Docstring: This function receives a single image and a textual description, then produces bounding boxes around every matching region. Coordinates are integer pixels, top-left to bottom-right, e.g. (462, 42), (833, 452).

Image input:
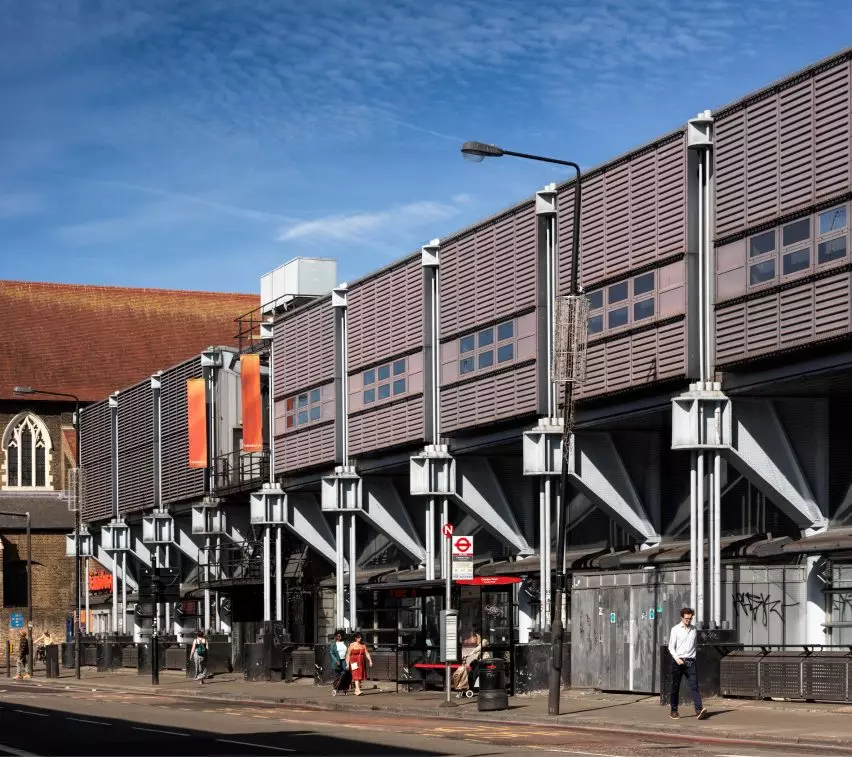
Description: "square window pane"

(393, 378), (406, 395)
(460, 335), (475, 354)
(749, 258), (776, 285)
(286, 415), (294, 428)
(588, 314), (604, 335)
(608, 281), (628, 304)
(309, 406), (321, 421)
(310, 388), (321, 403)
(363, 369), (375, 385)
(478, 328), (494, 347)
(298, 410), (308, 424)
(633, 272), (654, 296)
(633, 298), (654, 321)
(750, 230), (775, 257)
(818, 236), (847, 264)
(497, 344), (514, 363)
(587, 290), (603, 311)
(378, 364), (391, 381)
(459, 357), (475, 375)
(608, 306), (629, 329)
(782, 248), (810, 275)
(393, 359), (406, 376)
(783, 218), (810, 247)
(298, 394), (308, 408)
(820, 207), (847, 235)
(497, 321), (514, 341)
(286, 397), (295, 411)
(478, 350), (494, 369)
(378, 383), (391, 399)
(363, 388), (375, 404)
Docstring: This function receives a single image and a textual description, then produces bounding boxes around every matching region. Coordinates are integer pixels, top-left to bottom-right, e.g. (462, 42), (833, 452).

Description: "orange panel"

(241, 354), (263, 453)
(187, 378), (208, 468)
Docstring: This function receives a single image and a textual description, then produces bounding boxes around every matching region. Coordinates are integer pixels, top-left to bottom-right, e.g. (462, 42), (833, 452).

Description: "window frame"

(816, 205), (849, 271)
(456, 319), (516, 378)
(586, 269), (657, 338)
(285, 388), (324, 430)
(362, 357), (409, 406)
(2, 412), (53, 490)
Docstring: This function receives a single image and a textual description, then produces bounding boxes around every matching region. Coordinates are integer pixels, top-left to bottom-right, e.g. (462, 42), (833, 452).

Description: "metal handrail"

(212, 448), (269, 495)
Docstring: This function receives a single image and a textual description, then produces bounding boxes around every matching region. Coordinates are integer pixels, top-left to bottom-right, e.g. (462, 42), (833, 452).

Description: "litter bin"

(477, 658), (508, 712)
(44, 646), (60, 678)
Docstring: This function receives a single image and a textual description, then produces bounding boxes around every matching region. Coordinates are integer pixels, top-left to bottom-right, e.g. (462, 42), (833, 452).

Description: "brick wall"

(0, 532), (73, 653)
(0, 401), (74, 491)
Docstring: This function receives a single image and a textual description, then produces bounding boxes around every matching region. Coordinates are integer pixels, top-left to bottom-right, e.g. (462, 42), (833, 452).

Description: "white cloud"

(277, 199), (462, 243)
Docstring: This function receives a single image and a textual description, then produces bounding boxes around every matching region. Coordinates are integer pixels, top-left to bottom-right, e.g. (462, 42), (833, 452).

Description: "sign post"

(443, 524), (453, 704)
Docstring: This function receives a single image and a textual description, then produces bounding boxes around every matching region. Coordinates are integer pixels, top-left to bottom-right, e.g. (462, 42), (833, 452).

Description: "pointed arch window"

(2, 413), (52, 489)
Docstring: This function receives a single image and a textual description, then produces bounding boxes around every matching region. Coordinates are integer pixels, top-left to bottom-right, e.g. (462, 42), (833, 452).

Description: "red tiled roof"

(0, 280), (258, 402)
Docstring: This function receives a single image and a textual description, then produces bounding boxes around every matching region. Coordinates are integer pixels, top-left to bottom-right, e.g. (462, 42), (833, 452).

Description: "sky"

(1, 0), (850, 295)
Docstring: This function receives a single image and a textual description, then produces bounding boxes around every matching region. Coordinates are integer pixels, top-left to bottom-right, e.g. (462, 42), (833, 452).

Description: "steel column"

(349, 514), (357, 631)
(275, 526), (283, 623)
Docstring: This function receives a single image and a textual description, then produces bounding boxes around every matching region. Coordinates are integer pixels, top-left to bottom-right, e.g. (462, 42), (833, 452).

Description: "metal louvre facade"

(161, 356), (205, 505)
(117, 378), (154, 515)
(348, 395), (425, 457)
(272, 298), (337, 475)
(79, 399), (112, 522)
(714, 53), (852, 367)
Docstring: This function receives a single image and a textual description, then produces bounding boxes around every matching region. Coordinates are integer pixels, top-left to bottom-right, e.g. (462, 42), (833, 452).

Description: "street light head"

(13, 386), (35, 395)
(461, 141), (504, 162)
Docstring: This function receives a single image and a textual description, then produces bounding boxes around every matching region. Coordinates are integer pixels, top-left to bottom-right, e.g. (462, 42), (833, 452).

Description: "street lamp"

(0, 511), (32, 676)
(461, 142), (581, 716)
(14, 386), (82, 680)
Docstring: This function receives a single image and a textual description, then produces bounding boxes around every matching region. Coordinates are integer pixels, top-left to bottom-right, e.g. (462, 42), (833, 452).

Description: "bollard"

(151, 634), (159, 686)
(6, 640), (10, 678)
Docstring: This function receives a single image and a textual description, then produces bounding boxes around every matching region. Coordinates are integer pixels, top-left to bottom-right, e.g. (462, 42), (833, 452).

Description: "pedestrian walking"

(669, 607), (707, 720)
(345, 631), (372, 696)
(190, 629), (209, 684)
(329, 630), (348, 676)
(14, 630), (30, 680)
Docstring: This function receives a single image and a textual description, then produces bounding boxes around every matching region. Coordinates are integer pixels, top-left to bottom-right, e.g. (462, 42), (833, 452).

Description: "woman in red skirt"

(345, 631), (373, 696)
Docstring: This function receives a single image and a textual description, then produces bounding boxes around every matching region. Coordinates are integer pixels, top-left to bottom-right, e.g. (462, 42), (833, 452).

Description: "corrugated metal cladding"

(715, 57), (852, 238)
(117, 379), (153, 515)
(558, 133), (687, 293)
(274, 422), (335, 474)
(715, 270), (852, 366)
(347, 258), (422, 371)
(349, 395), (425, 457)
(440, 203), (537, 339)
(441, 362), (537, 433)
(273, 299), (335, 399)
(580, 321), (687, 398)
(80, 399), (112, 523)
(161, 357), (205, 505)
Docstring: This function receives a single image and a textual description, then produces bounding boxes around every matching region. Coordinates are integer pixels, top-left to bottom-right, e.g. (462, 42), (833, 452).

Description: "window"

(782, 248), (810, 275)
(821, 207), (847, 234)
(750, 259), (775, 285)
(588, 314), (604, 335)
(817, 205), (848, 267)
(363, 358), (408, 404)
(2, 412), (52, 489)
(750, 231), (775, 257)
(284, 388), (323, 428)
(608, 307), (629, 329)
(586, 269), (659, 337)
(456, 320), (516, 377)
(783, 218), (810, 247)
(587, 290), (604, 311)
(633, 298), (654, 321)
(608, 282), (628, 303)
(633, 272), (654, 296)
(819, 236), (847, 264)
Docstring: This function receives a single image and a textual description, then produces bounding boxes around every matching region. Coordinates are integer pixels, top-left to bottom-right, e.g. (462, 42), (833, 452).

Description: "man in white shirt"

(668, 607), (708, 720)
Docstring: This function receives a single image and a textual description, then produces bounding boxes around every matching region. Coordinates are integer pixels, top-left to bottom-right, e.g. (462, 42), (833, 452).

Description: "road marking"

(131, 727), (189, 737)
(12, 710), (47, 717)
(216, 739), (295, 752)
(66, 717), (111, 726)
(0, 742), (41, 757)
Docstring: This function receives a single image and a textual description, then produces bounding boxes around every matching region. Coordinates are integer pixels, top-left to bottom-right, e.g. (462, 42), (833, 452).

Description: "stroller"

(332, 665), (352, 696)
(452, 660), (480, 698)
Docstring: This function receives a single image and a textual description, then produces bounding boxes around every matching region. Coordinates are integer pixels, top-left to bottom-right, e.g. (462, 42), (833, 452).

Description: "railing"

(212, 448), (269, 495)
(198, 539), (265, 589)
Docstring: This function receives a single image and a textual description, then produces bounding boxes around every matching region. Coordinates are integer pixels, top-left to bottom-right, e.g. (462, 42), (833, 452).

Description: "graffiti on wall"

(733, 591), (799, 627)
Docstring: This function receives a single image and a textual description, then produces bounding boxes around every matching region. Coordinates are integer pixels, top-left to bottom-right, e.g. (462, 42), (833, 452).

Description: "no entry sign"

(452, 536), (473, 558)
(442, 523), (454, 539)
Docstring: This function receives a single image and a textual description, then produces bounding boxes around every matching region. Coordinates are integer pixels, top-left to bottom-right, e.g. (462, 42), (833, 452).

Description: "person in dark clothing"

(15, 631), (29, 680)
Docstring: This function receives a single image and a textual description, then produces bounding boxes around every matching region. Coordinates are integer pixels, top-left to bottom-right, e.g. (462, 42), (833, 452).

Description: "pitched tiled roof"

(0, 491), (75, 530)
(0, 281), (258, 401)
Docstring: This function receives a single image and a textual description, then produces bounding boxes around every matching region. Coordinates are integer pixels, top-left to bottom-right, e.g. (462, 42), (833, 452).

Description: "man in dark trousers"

(669, 607), (708, 720)
(14, 630), (30, 680)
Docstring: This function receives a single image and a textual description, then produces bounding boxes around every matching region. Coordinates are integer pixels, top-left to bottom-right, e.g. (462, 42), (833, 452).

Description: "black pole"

(26, 512), (33, 677)
(152, 551), (159, 686)
(547, 163), (581, 717)
(74, 400), (82, 680)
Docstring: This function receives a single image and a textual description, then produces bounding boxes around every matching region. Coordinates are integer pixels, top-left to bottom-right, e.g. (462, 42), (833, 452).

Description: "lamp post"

(0, 511), (32, 675)
(14, 386), (82, 680)
(460, 141), (581, 716)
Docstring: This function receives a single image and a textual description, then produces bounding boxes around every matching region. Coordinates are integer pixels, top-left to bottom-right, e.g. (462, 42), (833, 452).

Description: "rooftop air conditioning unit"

(260, 257), (337, 316)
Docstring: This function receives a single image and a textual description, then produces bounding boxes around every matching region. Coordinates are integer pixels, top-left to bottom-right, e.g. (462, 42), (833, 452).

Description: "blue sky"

(1, 0), (849, 295)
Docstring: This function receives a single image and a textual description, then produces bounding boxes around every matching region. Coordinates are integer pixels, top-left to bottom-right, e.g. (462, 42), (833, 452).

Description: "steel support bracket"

(410, 444), (456, 495)
(671, 382), (732, 449)
(142, 513), (174, 544)
(522, 417), (564, 475)
(321, 465), (362, 512)
(65, 527), (94, 558)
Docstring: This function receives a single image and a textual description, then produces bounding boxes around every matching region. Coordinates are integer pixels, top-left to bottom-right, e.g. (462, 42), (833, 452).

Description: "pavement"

(8, 666), (852, 752)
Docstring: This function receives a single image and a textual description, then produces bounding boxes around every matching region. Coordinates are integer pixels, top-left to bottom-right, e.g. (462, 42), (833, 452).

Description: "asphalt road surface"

(0, 682), (847, 756)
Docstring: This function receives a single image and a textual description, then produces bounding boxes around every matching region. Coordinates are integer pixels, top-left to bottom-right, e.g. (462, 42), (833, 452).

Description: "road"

(0, 681), (847, 756)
